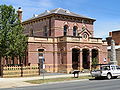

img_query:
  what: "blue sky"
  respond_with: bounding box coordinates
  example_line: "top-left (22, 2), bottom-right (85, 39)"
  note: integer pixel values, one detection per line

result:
top-left (1, 0), bottom-right (120, 39)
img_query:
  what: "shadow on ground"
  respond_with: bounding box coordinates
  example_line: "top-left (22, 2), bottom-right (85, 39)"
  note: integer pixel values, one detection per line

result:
top-left (89, 76), bottom-right (120, 81)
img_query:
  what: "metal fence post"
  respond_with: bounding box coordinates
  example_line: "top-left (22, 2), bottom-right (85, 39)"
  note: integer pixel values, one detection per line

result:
top-left (38, 63), bottom-right (40, 75)
top-left (21, 63), bottom-right (23, 77)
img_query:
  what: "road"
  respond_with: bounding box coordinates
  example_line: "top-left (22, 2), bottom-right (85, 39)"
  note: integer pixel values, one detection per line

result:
top-left (1, 79), bottom-right (120, 90)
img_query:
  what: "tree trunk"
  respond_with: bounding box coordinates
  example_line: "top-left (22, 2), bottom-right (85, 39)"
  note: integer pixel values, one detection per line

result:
top-left (0, 56), bottom-right (3, 77)
top-left (12, 56), bottom-right (14, 65)
top-left (6, 56), bottom-right (8, 65)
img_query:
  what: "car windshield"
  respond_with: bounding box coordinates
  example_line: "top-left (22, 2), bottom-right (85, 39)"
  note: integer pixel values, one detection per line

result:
top-left (101, 66), bottom-right (110, 70)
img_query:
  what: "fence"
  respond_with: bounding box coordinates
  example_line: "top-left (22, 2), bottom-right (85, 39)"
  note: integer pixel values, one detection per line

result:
top-left (2, 65), bottom-right (39, 78)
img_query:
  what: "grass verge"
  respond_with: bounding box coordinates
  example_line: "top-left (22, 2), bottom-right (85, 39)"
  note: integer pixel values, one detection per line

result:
top-left (25, 76), bottom-right (93, 84)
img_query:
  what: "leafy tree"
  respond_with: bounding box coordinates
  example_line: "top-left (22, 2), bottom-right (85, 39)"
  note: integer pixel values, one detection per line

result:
top-left (92, 57), bottom-right (99, 69)
top-left (0, 5), bottom-right (27, 66)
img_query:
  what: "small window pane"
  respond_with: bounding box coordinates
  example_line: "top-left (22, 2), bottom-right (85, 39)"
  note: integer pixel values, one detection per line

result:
top-left (73, 26), bottom-right (77, 36)
top-left (64, 25), bottom-right (68, 36)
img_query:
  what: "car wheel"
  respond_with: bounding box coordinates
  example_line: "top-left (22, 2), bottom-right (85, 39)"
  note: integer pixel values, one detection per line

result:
top-left (107, 73), bottom-right (112, 80)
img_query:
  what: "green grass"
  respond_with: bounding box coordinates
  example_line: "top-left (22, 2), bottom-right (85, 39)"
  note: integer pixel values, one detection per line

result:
top-left (25, 76), bottom-right (93, 84)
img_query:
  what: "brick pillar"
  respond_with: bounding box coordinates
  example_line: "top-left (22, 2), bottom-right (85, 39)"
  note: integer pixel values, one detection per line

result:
top-left (89, 49), bottom-right (92, 70)
top-left (67, 50), bottom-right (72, 73)
top-left (80, 49), bottom-right (83, 71)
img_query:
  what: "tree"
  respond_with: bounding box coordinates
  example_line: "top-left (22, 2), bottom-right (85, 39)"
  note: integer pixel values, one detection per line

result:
top-left (92, 57), bottom-right (99, 69)
top-left (0, 4), bottom-right (27, 66)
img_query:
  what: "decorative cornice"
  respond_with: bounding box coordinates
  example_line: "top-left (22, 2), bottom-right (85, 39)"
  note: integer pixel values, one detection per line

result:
top-left (22, 13), bottom-right (95, 25)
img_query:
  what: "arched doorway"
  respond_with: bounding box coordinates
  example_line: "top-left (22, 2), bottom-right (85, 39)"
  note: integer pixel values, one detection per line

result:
top-left (82, 49), bottom-right (90, 69)
top-left (92, 49), bottom-right (99, 66)
top-left (72, 48), bottom-right (80, 70)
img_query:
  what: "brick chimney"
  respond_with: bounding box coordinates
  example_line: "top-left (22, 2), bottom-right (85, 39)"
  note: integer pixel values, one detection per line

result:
top-left (109, 32), bottom-right (112, 37)
top-left (17, 7), bottom-right (22, 22)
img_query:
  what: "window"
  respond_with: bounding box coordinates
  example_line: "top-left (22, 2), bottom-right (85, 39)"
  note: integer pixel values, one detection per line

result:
top-left (102, 66), bottom-right (110, 70)
top-left (111, 66), bottom-right (115, 70)
top-left (64, 25), bottom-right (68, 36)
top-left (116, 66), bottom-right (120, 70)
top-left (38, 49), bottom-right (44, 57)
top-left (83, 32), bottom-right (88, 39)
top-left (73, 26), bottom-right (77, 36)
top-left (44, 26), bottom-right (48, 36)
top-left (38, 49), bottom-right (45, 69)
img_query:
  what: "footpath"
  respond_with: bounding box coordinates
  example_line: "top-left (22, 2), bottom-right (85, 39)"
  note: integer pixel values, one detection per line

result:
top-left (0, 73), bottom-right (90, 89)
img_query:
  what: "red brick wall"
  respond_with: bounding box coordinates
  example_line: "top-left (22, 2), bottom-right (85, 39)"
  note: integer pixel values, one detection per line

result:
top-left (112, 31), bottom-right (120, 45)
top-left (54, 20), bottom-right (94, 37)
top-left (23, 18), bottom-right (55, 37)
top-left (107, 31), bottom-right (120, 45)
top-left (28, 43), bottom-right (54, 64)
top-left (23, 17), bottom-right (94, 38)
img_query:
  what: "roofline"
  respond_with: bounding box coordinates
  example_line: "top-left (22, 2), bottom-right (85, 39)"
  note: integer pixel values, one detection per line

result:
top-left (22, 13), bottom-right (96, 24)
top-left (111, 30), bottom-right (120, 33)
top-left (55, 13), bottom-right (96, 21)
top-left (90, 37), bottom-right (102, 39)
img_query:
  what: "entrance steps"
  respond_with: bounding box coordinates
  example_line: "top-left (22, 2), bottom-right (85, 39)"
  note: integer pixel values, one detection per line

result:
top-left (58, 70), bottom-right (67, 73)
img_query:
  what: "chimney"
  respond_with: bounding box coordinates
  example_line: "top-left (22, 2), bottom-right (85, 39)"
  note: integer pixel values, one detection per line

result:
top-left (17, 7), bottom-right (23, 22)
top-left (109, 32), bottom-right (112, 37)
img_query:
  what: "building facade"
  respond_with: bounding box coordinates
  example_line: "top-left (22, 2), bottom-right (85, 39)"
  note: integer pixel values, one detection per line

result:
top-left (107, 31), bottom-right (120, 46)
top-left (107, 30), bottom-right (120, 66)
top-left (21, 8), bottom-right (108, 73)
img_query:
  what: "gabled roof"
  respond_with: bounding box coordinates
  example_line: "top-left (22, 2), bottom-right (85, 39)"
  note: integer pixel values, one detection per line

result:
top-left (23, 8), bottom-right (95, 22)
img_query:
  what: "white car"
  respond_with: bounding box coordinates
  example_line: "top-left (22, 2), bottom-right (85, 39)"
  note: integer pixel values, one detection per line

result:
top-left (91, 64), bottom-right (120, 79)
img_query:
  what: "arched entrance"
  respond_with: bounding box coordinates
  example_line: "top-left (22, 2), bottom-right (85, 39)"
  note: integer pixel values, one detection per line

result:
top-left (92, 49), bottom-right (99, 66)
top-left (72, 48), bottom-right (80, 70)
top-left (82, 49), bottom-right (90, 69)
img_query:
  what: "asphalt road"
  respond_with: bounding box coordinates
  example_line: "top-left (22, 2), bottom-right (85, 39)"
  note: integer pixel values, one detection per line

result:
top-left (1, 79), bottom-right (120, 90)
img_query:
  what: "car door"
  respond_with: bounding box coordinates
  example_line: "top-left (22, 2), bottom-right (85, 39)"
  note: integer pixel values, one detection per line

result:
top-left (111, 65), bottom-right (117, 76)
top-left (101, 66), bottom-right (110, 76)
top-left (116, 66), bottom-right (120, 76)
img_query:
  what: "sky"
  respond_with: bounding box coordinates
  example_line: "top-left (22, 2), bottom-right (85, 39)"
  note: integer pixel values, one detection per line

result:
top-left (1, 0), bottom-right (120, 39)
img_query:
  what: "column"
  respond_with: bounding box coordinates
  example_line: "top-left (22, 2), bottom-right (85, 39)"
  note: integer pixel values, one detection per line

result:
top-left (67, 50), bottom-right (72, 73)
top-left (89, 49), bottom-right (92, 70)
top-left (79, 49), bottom-right (83, 71)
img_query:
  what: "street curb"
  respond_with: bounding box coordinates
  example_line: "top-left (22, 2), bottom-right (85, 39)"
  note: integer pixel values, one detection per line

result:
top-left (0, 73), bottom-right (90, 89)
top-left (38, 79), bottom-right (89, 86)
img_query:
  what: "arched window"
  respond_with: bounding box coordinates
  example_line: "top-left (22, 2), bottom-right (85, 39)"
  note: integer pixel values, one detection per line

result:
top-left (38, 49), bottom-right (45, 69)
top-left (64, 25), bottom-right (68, 36)
top-left (73, 26), bottom-right (77, 36)
top-left (83, 32), bottom-right (88, 39)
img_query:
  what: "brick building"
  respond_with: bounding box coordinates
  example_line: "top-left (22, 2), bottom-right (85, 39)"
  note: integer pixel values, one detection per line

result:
top-left (20, 8), bottom-right (108, 73)
top-left (107, 31), bottom-right (120, 46)
top-left (106, 30), bottom-right (120, 66)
